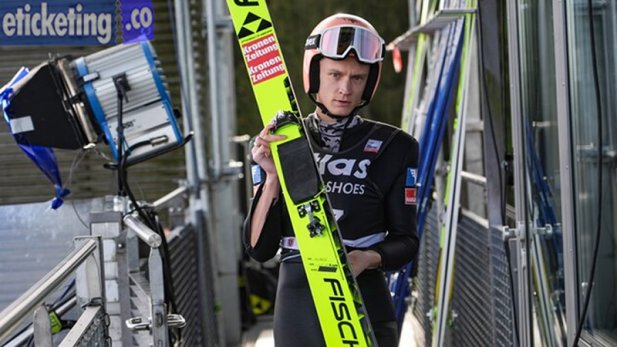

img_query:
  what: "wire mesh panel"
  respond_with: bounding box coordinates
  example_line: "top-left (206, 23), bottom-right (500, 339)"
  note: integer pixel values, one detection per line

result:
top-left (167, 224), bottom-right (204, 346)
top-left (59, 305), bottom-right (109, 347)
top-left (413, 211), bottom-right (515, 347)
top-left (413, 208), bottom-right (441, 347)
top-left (450, 217), bottom-right (495, 346)
top-left (450, 216), bottom-right (514, 347)
top-left (489, 226), bottom-right (514, 346)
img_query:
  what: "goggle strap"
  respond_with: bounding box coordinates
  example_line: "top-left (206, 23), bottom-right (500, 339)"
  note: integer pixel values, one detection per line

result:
top-left (305, 34), bottom-right (321, 50)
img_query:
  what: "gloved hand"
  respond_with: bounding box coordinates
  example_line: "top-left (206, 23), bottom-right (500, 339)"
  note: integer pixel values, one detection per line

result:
top-left (251, 121), bottom-right (286, 177)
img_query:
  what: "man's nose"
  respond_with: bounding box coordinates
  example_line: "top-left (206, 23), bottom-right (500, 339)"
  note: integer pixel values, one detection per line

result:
top-left (338, 78), bottom-right (352, 95)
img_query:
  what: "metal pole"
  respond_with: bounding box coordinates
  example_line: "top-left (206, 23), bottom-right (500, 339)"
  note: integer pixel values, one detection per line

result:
top-left (204, 0), bottom-right (243, 344)
top-left (173, 1), bottom-right (222, 345)
top-left (460, 170), bottom-right (487, 185)
top-left (552, 0), bottom-right (578, 344)
top-left (152, 186), bottom-right (188, 211)
top-left (506, 1), bottom-right (532, 346)
top-left (123, 214), bottom-right (162, 248)
top-left (205, 0), bottom-right (222, 178)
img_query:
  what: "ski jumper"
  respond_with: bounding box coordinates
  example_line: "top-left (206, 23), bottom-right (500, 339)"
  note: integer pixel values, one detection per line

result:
top-left (244, 115), bottom-right (419, 346)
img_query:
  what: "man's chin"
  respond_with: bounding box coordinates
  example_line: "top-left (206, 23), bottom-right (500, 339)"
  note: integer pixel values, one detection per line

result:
top-left (328, 107), bottom-right (353, 118)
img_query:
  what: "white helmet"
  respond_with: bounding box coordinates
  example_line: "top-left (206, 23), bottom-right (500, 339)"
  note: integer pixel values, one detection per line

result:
top-left (303, 13), bottom-right (385, 109)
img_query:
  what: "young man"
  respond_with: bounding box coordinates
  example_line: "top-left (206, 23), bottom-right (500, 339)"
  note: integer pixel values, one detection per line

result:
top-left (244, 13), bottom-right (419, 346)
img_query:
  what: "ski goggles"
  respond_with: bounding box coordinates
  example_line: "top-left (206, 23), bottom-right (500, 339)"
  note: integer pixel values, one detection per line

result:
top-left (305, 25), bottom-right (385, 64)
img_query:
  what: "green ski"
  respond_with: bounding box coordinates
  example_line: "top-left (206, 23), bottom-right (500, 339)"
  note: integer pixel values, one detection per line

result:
top-left (226, 0), bottom-right (376, 345)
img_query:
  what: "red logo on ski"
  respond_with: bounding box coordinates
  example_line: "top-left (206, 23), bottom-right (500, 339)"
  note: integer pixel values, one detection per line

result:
top-left (242, 33), bottom-right (285, 84)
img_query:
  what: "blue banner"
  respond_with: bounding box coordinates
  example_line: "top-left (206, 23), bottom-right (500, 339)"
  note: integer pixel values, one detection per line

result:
top-left (120, 0), bottom-right (155, 43)
top-left (0, 0), bottom-right (154, 46)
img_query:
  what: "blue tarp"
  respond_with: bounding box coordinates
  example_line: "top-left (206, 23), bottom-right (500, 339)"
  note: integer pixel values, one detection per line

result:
top-left (1, 67), bottom-right (70, 209)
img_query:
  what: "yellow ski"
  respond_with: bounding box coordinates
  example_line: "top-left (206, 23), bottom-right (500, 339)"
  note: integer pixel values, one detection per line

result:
top-left (226, 0), bottom-right (376, 345)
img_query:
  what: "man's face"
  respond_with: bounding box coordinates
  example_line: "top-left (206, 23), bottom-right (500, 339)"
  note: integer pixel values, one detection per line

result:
top-left (315, 56), bottom-right (370, 122)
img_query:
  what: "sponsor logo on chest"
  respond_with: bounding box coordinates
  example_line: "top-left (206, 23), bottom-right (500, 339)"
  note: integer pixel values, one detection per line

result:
top-left (314, 154), bottom-right (371, 179)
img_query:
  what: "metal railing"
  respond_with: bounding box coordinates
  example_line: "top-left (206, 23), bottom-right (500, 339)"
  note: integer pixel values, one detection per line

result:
top-left (0, 237), bottom-right (105, 345)
top-left (0, 185), bottom-right (196, 346)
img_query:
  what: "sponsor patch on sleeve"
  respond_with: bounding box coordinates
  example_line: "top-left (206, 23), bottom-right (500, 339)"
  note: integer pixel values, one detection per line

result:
top-left (405, 167), bottom-right (417, 187)
top-left (363, 139), bottom-right (383, 153)
top-left (405, 188), bottom-right (417, 205)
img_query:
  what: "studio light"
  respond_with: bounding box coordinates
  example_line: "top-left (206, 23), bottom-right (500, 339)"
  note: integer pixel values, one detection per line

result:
top-left (3, 41), bottom-right (185, 166)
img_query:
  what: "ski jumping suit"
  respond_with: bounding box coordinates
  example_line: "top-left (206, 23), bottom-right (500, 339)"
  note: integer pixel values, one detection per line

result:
top-left (244, 116), bottom-right (419, 346)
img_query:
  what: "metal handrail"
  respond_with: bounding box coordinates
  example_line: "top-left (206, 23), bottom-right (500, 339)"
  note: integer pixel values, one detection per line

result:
top-left (461, 207), bottom-right (490, 229)
top-left (152, 185), bottom-right (188, 211)
top-left (461, 170), bottom-right (487, 185)
top-left (0, 239), bottom-right (98, 342)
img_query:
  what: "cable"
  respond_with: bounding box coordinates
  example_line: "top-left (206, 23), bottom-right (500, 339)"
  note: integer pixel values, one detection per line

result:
top-left (93, 143), bottom-right (114, 162)
top-left (571, 0), bottom-right (603, 345)
top-left (67, 149), bottom-right (90, 230)
top-left (111, 78), bottom-right (178, 319)
top-left (50, 279), bottom-right (76, 309)
top-left (114, 94), bottom-right (181, 344)
top-left (114, 75), bottom-right (128, 198)
top-left (120, 140), bottom-right (179, 299)
top-left (121, 162), bottom-right (181, 345)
